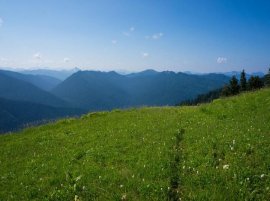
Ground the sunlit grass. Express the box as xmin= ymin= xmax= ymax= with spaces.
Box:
xmin=0 ymin=89 xmax=269 ymax=200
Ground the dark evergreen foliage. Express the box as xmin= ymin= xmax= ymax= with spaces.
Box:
xmin=229 ymin=76 xmax=240 ymax=95
xmin=178 ymin=88 xmax=222 ymax=106
xmin=240 ymin=70 xmax=247 ymax=91
xmin=248 ymin=76 xmax=264 ymax=90
xmin=183 ymin=68 xmax=268 ymax=107
xmin=265 ymin=68 xmax=270 ymax=87
xmin=221 ymin=85 xmax=232 ymax=97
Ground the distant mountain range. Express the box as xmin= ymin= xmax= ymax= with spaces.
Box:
xmin=5 ymin=67 xmax=263 ymax=133
xmin=0 ymin=71 xmax=70 ymax=107
xmin=223 ymin=71 xmax=265 ymax=79
xmin=0 ymin=70 xmax=61 ymax=91
xmin=184 ymin=70 xmax=265 ymax=79
xmin=20 ymin=67 xmax=80 ymax=80
xmin=0 ymin=69 xmax=86 ymax=133
xmin=51 ymin=70 xmax=230 ymax=110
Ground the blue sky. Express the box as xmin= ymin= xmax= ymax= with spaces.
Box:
xmin=0 ymin=0 xmax=270 ymax=73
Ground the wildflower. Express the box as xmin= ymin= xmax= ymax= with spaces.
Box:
xmin=121 ymin=194 xmax=127 ymax=200
xmin=74 ymin=195 xmax=79 ymax=201
xmin=98 ymin=176 xmax=102 ymax=179
xmin=261 ymin=174 xmax=265 ymax=178
xmin=223 ymin=164 xmax=229 ymax=170
xmin=75 ymin=175 xmax=82 ymax=182
xmin=120 ymin=184 xmax=123 ymax=188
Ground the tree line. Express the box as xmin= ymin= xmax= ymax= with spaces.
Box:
xmin=178 ymin=68 xmax=270 ymax=106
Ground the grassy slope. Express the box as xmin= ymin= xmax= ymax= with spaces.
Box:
xmin=0 ymin=89 xmax=269 ymax=201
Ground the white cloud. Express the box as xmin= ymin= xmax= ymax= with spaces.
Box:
xmin=217 ymin=57 xmax=227 ymax=64
xmin=123 ymin=26 xmax=135 ymax=36
xmin=33 ymin=52 xmax=42 ymax=60
xmin=152 ymin=32 xmax=163 ymax=40
xmin=111 ymin=40 xmax=117 ymax=45
xmin=123 ymin=32 xmax=130 ymax=36
xmin=0 ymin=17 xmax=3 ymax=27
xmin=142 ymin=52 xmax=149 ymax=58
xmin=145 ymin=33 xmax=164 ymax=40
xmin=64 ymin=57 xmax=70 ymax=63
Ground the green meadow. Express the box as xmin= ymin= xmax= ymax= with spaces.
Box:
xmin=0 ymin=89 xmax=269 ymax=200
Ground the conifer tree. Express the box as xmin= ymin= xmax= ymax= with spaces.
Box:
xmin=221 ymin=84 xmax=231 ymax=97
xmin=240 ymin=69 xmax=247 ymax=91
xmin=229 ymin=76 xmax=240 ymax=95
xmin=248 ymin=76 xmax=264 ymax=90
xmin=265 ymin=68 xmax=270 ymax=87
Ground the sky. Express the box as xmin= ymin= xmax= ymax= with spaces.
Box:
xmin=0 ymin=0 xmax=270 ymax=73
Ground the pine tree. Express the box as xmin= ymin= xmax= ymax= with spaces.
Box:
xmin=265 ymin=68 xmax=270 ymax=87
xmin=221 ymin=85 xmax=231 ymax=97
xmin=229 ymin=76 xmax=240 ymax=95
xmin=240 ymin=70 xmax=247 ymax=91
xmin=248 ymin=76 xmax=264 ymax=90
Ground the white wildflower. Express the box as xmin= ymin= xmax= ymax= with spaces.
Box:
xmin=223 ymin=164 xmax=229 ymax=170
xmin=121 ymin=194 xmax=127 ymax=200
xmin=74 ymin=195 xmax=79 ymax=201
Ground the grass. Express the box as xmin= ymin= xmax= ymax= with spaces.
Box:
xmin=0 ymin=88 xmax=270 ymax=200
